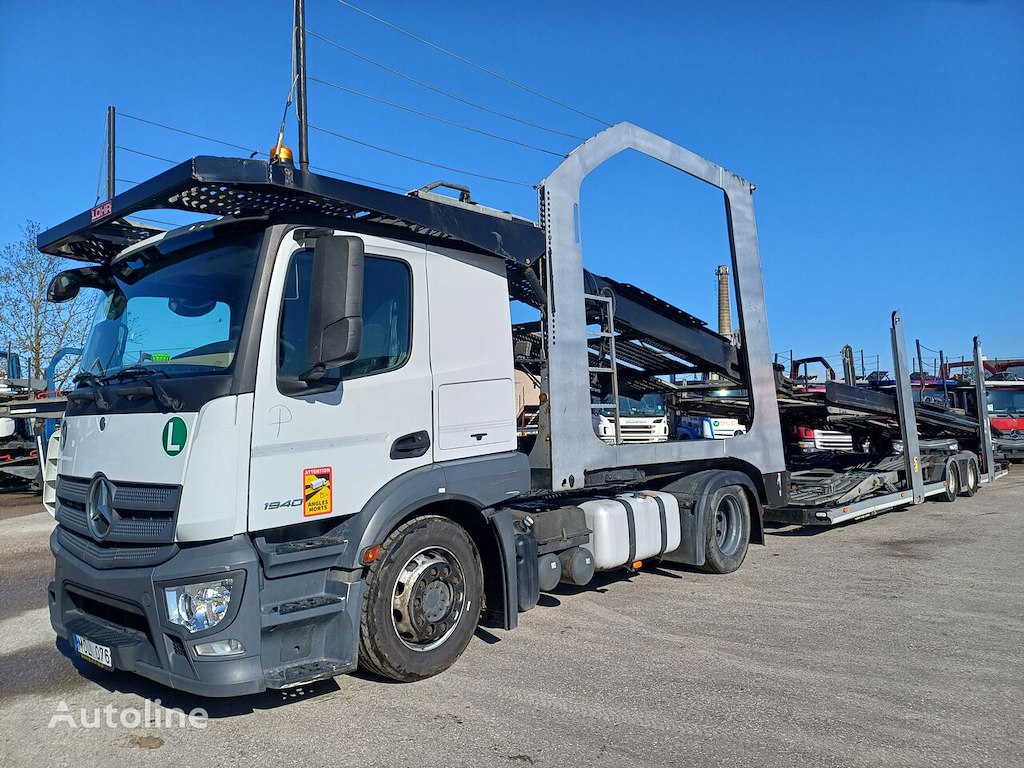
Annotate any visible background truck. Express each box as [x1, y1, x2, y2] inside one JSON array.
[[592, 393, 669, 444], [786, 355, 854, 453], [955, 376, 1024, 463], [0, 347, 73, 490]]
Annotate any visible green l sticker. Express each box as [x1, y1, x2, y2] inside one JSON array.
[[162, 417, 187, 456]]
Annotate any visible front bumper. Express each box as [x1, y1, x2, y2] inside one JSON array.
[[993, 439, 1024, 461], [49, 529, 363, 697]]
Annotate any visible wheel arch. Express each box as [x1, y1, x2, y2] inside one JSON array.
[[370, 497, 516, 632], [346, 453, 529, 631], [657, 468, 764, 567]]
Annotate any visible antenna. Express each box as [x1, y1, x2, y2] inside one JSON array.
[[295, 0, 310, 172], [106, 106, 116, 200]]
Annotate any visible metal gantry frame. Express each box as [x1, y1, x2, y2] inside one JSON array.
[[891, 312, 925, 504], [534, 122, 788, 494], [973, 336, 997, 482]]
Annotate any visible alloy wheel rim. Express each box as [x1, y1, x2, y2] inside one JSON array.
[[391, 546, 466, 652]]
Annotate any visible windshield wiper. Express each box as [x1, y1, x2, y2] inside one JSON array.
[[101, 366, 183, 412], [99, 365, 170, 384], [69, 372, 112, 410]]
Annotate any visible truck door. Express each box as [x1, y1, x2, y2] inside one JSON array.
[[248, 232, 432, 532]]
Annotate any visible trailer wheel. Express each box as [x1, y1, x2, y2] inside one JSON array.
[[939, 461, 960, 502], [701, 486, 751, 574], [961, 458, 979, 497], [359, 515, 483, 682]]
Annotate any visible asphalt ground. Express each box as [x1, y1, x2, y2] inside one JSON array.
[[0, 470, 1021, 768]]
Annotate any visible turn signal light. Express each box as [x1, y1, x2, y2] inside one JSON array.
[[361, 545, 382, 565]]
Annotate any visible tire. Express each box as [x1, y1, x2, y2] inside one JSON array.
[[961, 458, 979, 497], [701, 485, 751, 574], [359, 515, 483, 682], [938, 461, 960, 502]]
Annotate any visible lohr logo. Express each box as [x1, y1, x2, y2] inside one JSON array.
[[90, 200, 112, 222], [162, 417, 188, 456]]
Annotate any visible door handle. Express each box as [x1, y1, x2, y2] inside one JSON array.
[[390, 431, 431, 459]]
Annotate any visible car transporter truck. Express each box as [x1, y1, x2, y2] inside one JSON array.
[[38, 122, 1001, 696]]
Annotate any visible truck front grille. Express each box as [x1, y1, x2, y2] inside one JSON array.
[[814, 431, 854, 452], [56, 475, 181, 544]]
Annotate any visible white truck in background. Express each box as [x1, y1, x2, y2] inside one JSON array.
[[593, 394, 669, 444]]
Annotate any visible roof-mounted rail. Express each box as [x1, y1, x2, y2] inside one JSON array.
[[37, 156, 545, 266]]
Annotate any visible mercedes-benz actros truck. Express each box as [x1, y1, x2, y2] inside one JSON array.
[[39, 122, 1000, 697], [39, 124, 793, 696]]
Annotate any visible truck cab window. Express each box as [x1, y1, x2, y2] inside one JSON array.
[[278, 250, 412, 381]]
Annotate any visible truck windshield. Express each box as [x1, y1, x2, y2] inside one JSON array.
[[78, 229, 262, 379], [596, 393, 665, 417], [987, 389, 1024, 416], [915, 388, 955, 408]]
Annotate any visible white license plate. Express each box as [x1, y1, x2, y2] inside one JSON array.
[[73, 632, 113, 670]]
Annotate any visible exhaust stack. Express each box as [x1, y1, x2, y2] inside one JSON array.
[[716, 265, 732, 341]]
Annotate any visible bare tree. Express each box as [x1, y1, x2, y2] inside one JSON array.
[[0, 221, 94, 390]]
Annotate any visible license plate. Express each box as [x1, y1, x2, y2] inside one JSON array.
[[72, 632, 113, 670]]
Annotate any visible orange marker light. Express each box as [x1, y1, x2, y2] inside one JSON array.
[[270, 144, 295, 166], [631, 560, 643, 570], [361, 545, 382, 565]]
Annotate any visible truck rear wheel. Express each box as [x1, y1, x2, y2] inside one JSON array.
[[701, 486, 751, 574], [359, 515, 483, 682], [939, 461, 960, 502], [961, 458, 979, 497]]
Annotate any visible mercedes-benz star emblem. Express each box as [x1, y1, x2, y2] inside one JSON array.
[[87, 475, 116, 540]]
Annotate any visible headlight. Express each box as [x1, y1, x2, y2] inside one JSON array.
[[164, 578, 234, 633]]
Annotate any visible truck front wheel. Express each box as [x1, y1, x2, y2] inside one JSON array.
[[701, 486, 751, 574], [359, 515, 483, 682]]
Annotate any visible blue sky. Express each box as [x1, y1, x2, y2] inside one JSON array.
[[1, 0, 1021, 372]]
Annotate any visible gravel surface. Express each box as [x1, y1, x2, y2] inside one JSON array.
[[1, 471, 1021, 768]]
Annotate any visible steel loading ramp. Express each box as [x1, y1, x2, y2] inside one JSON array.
[[513, 271, 742, 399]]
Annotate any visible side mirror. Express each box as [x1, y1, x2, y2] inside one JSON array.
[[47, 266, 112, 304], [47, 271, 83, 303], [303, 235, 364, 382]]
